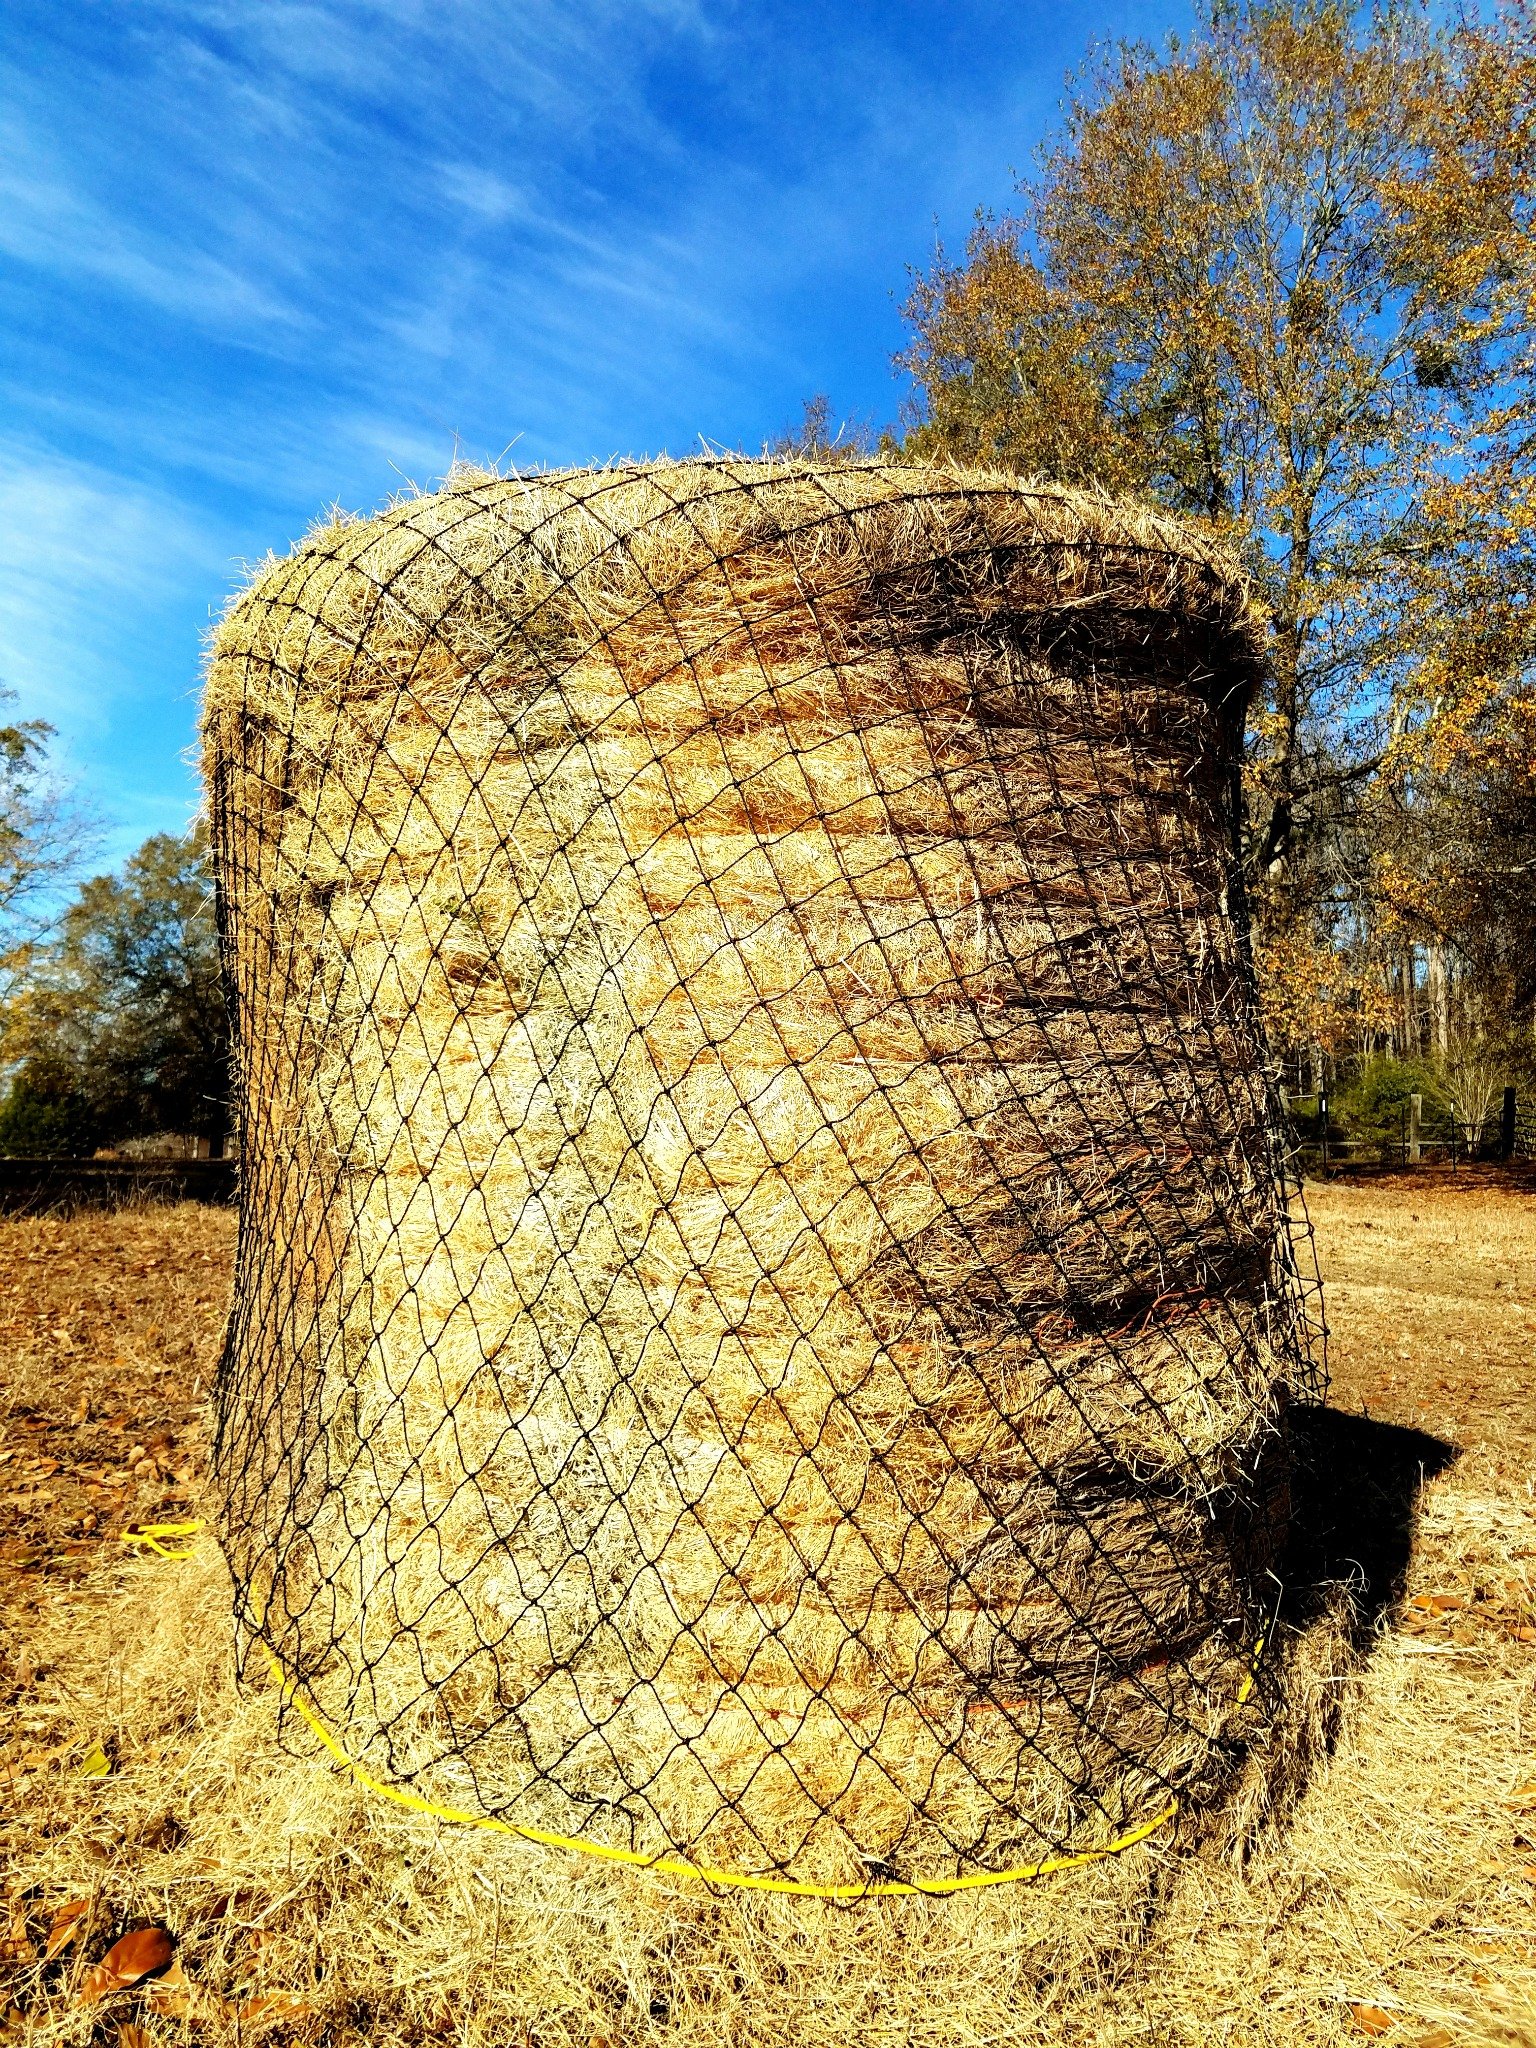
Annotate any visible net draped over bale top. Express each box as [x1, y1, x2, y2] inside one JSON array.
[[203, 458, 1324, 1890]]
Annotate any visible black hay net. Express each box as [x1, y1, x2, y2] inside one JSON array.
[[205, 459, 1326, 1893]]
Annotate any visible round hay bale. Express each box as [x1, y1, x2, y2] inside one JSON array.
[[203, 458, 1320, 1889]]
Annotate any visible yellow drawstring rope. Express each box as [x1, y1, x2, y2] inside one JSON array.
[[120, 1518, 1264, 1898], [118, 1520, 206, 1561]]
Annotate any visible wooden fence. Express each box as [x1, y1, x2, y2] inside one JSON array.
[[0, 1156, 237, 1215], [0, 1089, 1527, 1207], [1289, 1086, 1533, 1176]]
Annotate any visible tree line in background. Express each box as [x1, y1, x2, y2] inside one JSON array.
[[0, 697, 226, 1158], [2, 0, 1532, 1157]]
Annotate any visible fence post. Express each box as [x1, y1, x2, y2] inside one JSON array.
[[1408, 1092, 1422, 1166], [1319, 1092, 1329, 1176], [1502, 1086, 1517, 1162]]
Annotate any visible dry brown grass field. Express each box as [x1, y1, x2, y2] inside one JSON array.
[[2, 1172, 1534, 2048]]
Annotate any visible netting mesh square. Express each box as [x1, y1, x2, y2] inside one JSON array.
[[203, 459, 1325, 1891]]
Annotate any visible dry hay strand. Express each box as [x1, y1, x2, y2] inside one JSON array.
[[202, 456, 1318, 1886], [6, 1504, 1532, 2048]]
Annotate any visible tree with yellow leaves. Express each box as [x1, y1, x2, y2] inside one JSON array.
[[1376, 4, 1536, 1030], [900, 0, 1533, 1004]]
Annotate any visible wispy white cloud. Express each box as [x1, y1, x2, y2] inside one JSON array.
[[0, 447, 219, 718], [0, 439, 231, 852], [0, 109, 300, 330], [437, 165, 528, 227], [0, 0, 1189, 852]]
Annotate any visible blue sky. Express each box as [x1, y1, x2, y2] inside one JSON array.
[[1, 0, 1190, 868]]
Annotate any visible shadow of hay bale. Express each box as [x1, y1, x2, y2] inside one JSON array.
[[1284, 1406, 1458, 1636], [1197, 1405, 1460, 1860]]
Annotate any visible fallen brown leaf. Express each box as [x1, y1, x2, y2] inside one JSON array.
[[1351, 2006, 1395, 2038], [78, 1926, 175, 2005], [197, 1890, 253, 1926], [233, 1992, 313, 2028], [141, 1960, 194, 2019], [43, 1899, 91, 1961]]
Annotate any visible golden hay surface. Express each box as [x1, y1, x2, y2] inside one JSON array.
[[2, 1183, 1535, 2048], [202, 457, 1306, 1883]]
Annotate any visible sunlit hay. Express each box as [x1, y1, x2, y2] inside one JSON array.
[[0, 1538, 1202, 2048], [203, 457, 1313, 1886], [11, 1487, 1533, 2048]]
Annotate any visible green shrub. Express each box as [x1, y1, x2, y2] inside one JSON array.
[[1336, 1056, 1451, 1137], [0, 1061, 100, 1157]]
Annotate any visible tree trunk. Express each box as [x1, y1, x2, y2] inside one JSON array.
[[1252, 619, 1304, 900], [1427, 942, 1450, 1060], [1401, 948, 1418, 1059]]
